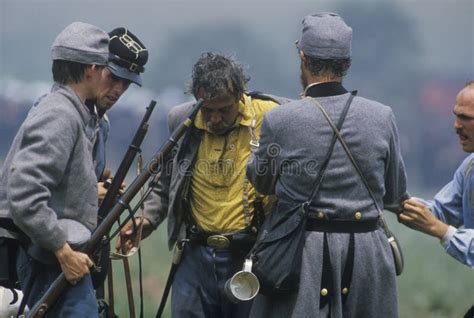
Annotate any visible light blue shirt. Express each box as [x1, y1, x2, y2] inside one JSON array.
[[92, 115, 109, 180], [419, 154, 474, 268]]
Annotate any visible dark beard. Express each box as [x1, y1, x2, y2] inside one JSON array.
[[206, 120, 232, 135], [300, 62, 308, 90]]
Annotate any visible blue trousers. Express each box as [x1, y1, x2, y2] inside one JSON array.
[[171, 244, 252, 318], [16, 247, 98, 317]]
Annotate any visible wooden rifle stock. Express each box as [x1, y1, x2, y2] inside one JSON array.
[[28, 99, 204, 318]]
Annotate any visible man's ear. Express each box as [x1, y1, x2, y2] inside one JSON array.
[[300, 51, 307, 63], [83, 64, 96, 79]]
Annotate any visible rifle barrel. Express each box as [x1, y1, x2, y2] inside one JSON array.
[[98, 100, 157, 221]]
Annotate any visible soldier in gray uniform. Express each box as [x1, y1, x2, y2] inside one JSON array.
[[247, 13, 408, 317], [0, 22, 110, 316]]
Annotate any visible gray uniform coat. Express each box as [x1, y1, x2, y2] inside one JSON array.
[[247, 82, 408, 318], [0, 84, 99, 252], [142, 93, 292, 249]]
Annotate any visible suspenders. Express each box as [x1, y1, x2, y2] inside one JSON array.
[[243, 95, 262, 228]]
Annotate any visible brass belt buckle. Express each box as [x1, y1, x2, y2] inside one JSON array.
[[206, 235, 230, 249]]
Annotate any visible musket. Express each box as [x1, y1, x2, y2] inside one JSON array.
[[93, 100, 156, 306], [98, 100, 156, 222], [28, 99, 204, 318]]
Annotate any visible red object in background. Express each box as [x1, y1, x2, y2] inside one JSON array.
[[419, 82, 459, 116]]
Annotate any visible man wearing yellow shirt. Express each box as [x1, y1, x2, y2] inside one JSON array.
[[119, 52, 290, 317]]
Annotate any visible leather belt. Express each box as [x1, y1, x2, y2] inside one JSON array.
[[188, 229, 256, 251], [306, 218, 379, 233]]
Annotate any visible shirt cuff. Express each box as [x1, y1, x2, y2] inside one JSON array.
[[440, 225, 457, 248]]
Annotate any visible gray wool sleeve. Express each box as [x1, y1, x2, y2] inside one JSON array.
[[247, 115, 280, 195], [382, 111, 409, 213], [142, 167, 171, 229], [141, 104, 190, 228], [7, 108, 77, 252]]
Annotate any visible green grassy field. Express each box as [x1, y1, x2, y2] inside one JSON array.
[[107, 214, 473, 318]]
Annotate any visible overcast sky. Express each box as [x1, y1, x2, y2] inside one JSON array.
[[1, 0, 472, 82]]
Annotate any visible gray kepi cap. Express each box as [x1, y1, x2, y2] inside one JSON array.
[[298, 12, 352, 59], [51, 22, 109, 65]]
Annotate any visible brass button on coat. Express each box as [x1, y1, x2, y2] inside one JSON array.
[[354, 212, 362, 220], [320, 288, 328, 296], [342, 287, 349, 295], [317, 211, 325, 219]]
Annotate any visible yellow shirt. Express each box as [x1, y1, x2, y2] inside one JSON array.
[[190, 94, 277, 233]]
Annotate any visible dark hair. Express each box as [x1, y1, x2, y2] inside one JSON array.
[[304, 56, 351, 78], [52, 60, 100, 85], [188, 52, 250, 100], [465, 80, 474, 88]]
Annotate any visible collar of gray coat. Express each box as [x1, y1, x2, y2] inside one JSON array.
[[50, 83, 99, 143], [51, 83, 99, 123], [303, 81, 348, 98]]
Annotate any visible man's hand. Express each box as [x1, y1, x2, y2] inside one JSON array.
[[98, 182, 108, 201], [399, 198, 449, 239], [98, 169, 126, 201], [115, 217, 154, 254], [54, 243, 94, 285]]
